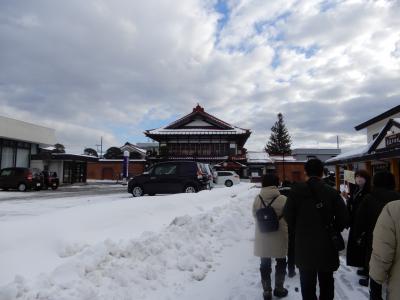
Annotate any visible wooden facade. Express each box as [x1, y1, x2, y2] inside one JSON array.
[[145, 104, 251, 165], [87, 160, 146, 181]]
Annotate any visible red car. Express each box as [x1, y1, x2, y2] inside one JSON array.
[[41, 171, 59, 190]]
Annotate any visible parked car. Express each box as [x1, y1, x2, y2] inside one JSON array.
[[215, 171, 240, 187], [127, 161, 209, 197], [41, 171, 60, 190], [0, 167, 43, 192]]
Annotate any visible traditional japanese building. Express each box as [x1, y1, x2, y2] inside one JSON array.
[[326, 105, 400, 191], [144, 104, 251, 167]]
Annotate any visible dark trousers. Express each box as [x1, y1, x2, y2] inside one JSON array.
[[288, 228, 295, 271], [299, 269, 334, 300]]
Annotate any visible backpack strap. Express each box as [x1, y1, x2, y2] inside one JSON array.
[[258, 194, 279, 208], [258, 195, 283, 219]]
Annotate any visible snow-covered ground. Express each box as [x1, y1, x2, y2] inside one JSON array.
[[0, 183, 369, 299]]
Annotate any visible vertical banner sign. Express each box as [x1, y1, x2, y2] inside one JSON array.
[[123, 151, 129, 179], [344, 170, 355, 184]]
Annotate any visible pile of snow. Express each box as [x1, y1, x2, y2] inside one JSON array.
[[0, 184, 259, 299], [0, 183, 371, 300]]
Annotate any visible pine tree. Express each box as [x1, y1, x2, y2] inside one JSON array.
[[104, 147, 123, 159], [54, 143, 66, 153], [265, 113, 292, 155], [84, 148, 98, 157]]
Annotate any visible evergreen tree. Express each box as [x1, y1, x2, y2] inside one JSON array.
[[265, 113, 292, 155], [84, 148, 98, 157], [54, 143, 66, 153], [104, 147, 123, 159]]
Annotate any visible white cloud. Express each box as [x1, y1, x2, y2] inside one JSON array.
[[0, 0, 399, 153]]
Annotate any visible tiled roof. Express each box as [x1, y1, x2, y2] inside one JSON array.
[[147, 128, 248, 135]]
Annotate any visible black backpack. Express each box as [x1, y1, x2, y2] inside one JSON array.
[[256, 195, 280, 232]]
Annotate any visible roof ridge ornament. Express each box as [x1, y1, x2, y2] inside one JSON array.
[[193, 103, 204, 113]]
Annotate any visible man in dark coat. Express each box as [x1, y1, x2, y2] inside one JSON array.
[[353, 171, 400, 287], [283, 159, 349, 300]]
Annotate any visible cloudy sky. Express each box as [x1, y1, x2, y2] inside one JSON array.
[[1, 0, 399, 154]]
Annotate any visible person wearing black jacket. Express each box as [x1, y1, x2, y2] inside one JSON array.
[[279, 182, 296, 278], [283, 159, 349, 300], [353, 171, 400, 288], [341, 169, 371, 273]]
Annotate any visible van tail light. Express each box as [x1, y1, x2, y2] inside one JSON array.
[[234, 175, 239, 178], [27, 172, 33, 181]]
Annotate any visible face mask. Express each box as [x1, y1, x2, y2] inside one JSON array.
[[355, 176, 366, 186]]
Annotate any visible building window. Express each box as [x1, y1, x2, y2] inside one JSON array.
[[16, 148, 30, 168], [1, 146, 14, 168]]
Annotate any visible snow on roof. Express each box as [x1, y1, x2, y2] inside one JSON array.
[[147, 127, 248, 135], [326, 118, 394, 164], [121, 143, 147, 154], [98, 159, 146, 162], [52, 153, 98, 159], [269, 155, 299, 162], [325, 140, 374, 164], [246, 151, 273, 163], [41, 146, 56, 151]]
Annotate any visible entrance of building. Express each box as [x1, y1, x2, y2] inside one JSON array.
[[63, 161, 87, 184]]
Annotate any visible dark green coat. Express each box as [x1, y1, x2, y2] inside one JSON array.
[[283, 177, 349, 271]]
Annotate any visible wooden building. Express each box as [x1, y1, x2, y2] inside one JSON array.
[[87, 143, 146, 181], [326, 105, 400, 191], [144, 104, 251, 171]]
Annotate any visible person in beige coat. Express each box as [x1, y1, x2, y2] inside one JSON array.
[[369, 199, 400, 300], [253, 174, 288, 300]]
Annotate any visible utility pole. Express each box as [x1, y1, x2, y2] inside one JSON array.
[[337, 135, 340, 149], [96, 137, 103, 158]]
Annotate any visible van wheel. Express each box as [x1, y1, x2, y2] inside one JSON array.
[[184, 185, 196, 193], [225, 180, 233, 187], [51, 186, 58, 190], [132, 186, 144, 197], [18, 183, 27, 192]]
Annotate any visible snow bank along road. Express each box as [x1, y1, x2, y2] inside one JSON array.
[[0, 183, 126, 202], [0, 183, 369, 299]]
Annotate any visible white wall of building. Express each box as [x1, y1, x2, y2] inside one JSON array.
[[0, 116, 56, 145]]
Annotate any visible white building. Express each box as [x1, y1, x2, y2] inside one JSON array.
[[0, 116, 56, 169]]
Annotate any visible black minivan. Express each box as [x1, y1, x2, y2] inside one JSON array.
[[0, 167, 43, 191], [127, 161, 208, 197]]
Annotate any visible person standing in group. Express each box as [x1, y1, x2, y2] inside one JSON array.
[[284, 159, 349, 300], [253, 174, 289, 300], [353, 171, 400, 287], [279, 181, 296, 278], [341, 169, 371, 275], [369, 200, 400, 300]]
